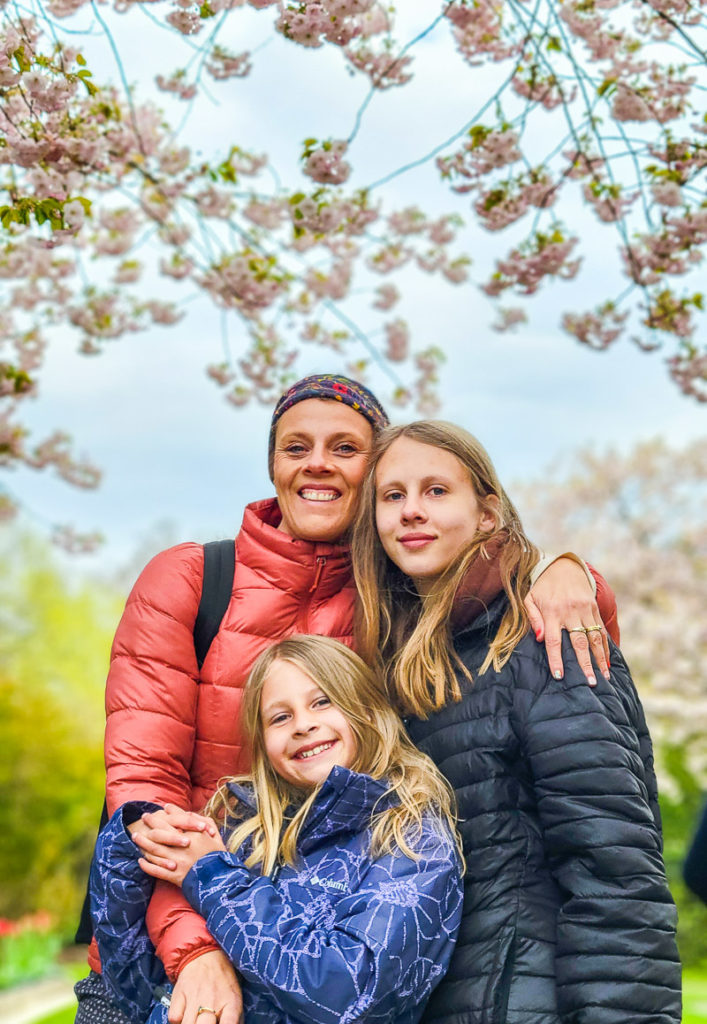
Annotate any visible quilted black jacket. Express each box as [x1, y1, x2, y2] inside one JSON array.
[[407, 595, 681, 1024]]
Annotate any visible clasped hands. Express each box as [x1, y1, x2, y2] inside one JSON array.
[[129, 805, 226, 886]]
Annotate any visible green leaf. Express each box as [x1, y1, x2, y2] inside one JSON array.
[[76, 53, 87, 66]]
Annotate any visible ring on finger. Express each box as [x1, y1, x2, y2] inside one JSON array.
[[585, 625, 603, 633], [567, 626, 587, 634], [197, 1008, 218, 1018]]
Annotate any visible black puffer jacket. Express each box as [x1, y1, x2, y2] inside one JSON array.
[[408, 595, 681, 1024]]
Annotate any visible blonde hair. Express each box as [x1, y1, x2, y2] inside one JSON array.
[[352, 421, 539, 718], [205, 635, 459, 875]]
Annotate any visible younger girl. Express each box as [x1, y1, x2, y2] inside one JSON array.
[[90, 635, 463, 1024], [352, 421, 681, 1024]]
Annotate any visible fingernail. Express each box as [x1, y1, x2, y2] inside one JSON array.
[[535, 629, 541, 641], [554, 670, 562, 680], [604, 670, 611, 680], [588, 675, 597, 687]]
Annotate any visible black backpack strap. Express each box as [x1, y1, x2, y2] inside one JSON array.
[[75, 540, 235, 944], [194, 539, 236, 669]]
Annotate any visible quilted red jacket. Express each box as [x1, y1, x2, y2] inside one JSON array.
[[90, 496, 619, 979]]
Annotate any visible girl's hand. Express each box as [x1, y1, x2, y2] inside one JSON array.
[[525, 557, 610, 686], [134, 819, 225, 886], [127, 804, 218, 842]]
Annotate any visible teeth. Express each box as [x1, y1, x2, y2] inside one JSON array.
[[296, 742, 334, 759], [300, 489, 339, 502]]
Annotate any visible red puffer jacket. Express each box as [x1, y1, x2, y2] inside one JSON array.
[[88, 498, 357, 978]]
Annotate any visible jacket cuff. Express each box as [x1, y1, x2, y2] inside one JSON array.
[[529, 551, 597, 595], [175, 941, 223, 976]]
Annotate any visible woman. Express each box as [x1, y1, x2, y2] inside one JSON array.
[[352, 421, 681, 1024], [77, 376, 617, 1024], [90, 636, 463, 1024]]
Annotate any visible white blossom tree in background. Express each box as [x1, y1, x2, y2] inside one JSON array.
[[1, 1, 706, 543], [516, 435, 707, 799]]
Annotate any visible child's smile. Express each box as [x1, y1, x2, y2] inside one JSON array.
[[261, 659, 358, 788]]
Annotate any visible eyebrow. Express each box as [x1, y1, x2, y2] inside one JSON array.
[[377, 474, 455, 490], [278, 429, 369, 444], [261, 686, 327, 716]]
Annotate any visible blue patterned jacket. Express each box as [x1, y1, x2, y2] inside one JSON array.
[[90, 765, 463, 1024]]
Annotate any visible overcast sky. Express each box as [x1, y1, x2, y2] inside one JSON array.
[[6, 4, 705, 577]]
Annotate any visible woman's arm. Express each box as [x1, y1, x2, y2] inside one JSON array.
[[104, 544, 239, 1019], [515, 640, 681, 1023], [142, 823, 463, 1024]]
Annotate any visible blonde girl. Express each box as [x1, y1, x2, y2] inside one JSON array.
[[90, 635, 463, 1024], [353, 421, 681, 1024]]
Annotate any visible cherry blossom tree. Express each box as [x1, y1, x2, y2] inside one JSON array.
[[1, 1, 706, 542], [516, 435, 707, 798]]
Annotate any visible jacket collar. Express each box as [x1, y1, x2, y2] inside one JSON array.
[[449, 531, 522, 634], [226, 766, 391, 855], [237, 498, 354, 598]]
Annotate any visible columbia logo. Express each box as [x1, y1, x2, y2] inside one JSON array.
[[310, 875, 347, 892]]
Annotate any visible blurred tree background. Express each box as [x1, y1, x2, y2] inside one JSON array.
[[1, 436, 705, 967], [0, 535, 122, 932]]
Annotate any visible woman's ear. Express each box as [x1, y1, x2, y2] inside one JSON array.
[[479, 493, 501, 533]]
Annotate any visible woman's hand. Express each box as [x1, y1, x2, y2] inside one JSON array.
[[525, 557, 610, 685], [134, 806, 225, 886], [169, 949, 243, 1024]]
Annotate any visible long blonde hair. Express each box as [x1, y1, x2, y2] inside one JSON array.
[[352, 421, 539, 718], [205, 635, 459, 875]]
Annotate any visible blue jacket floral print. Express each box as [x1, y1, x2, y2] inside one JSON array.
[[90, 765, 463, 1024]]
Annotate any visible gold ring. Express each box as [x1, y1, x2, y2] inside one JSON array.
[[567, 626, 587, 633], [197, 1009, 217, 1018], [586, 625, 603, 632]]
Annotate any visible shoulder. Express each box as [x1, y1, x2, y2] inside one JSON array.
[[127, 542, 204, 615]]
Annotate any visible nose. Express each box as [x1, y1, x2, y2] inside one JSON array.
[[303, 442, 333, 475], [291, 709, 318, 736], [400, 493, 427, 524]]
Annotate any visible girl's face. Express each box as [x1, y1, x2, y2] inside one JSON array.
[[260, 659, 358, 789], [375, 436, 496, 595]]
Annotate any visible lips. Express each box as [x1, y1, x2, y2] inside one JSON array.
[[299, 488, 341, 502], [398, 533, 436, 549], [292, 740, 337, 760]]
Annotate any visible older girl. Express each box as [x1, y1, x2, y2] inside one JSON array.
[[90, 635, 463, 1024], [353, 421, 681, 1024]]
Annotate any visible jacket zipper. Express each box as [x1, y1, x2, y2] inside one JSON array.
[[494, 933, 516, 1024], [308, 555, 326, 593]]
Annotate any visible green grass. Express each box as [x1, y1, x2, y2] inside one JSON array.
[[29, 968, 707, 1024]]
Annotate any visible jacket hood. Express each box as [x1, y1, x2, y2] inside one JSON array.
[[226, 766, 391, 855]]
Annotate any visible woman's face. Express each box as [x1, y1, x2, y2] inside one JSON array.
[[273, 398, 373, 543], [260, 659, 357, 789], [375, 436, 495, 595]]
